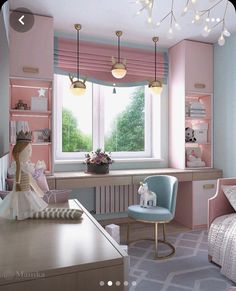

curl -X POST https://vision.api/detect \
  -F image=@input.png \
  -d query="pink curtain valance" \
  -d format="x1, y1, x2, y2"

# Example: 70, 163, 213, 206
54, 37, 168, 85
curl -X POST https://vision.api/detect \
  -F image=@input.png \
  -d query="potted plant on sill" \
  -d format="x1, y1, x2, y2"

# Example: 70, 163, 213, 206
84, 148, 113, 174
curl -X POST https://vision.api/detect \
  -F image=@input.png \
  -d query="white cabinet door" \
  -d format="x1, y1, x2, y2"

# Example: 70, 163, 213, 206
192, 180, 217, 227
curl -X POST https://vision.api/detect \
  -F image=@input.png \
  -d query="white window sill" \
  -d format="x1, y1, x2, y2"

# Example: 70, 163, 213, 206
55, 157, 164, 165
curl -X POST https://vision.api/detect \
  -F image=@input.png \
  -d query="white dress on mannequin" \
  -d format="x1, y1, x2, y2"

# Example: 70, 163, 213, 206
0, 144, 48, 220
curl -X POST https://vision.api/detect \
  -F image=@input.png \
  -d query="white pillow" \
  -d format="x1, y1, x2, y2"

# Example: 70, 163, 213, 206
222, 185, 236, 211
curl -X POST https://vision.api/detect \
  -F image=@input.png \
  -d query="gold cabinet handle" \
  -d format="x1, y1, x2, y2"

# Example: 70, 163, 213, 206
194, 83, 206, 89
23, 67, 39, 74
203, 184, 215, 190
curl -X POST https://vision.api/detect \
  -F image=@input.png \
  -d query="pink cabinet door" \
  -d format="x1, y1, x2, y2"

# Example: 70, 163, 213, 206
185, 41, 213, 93
10, 15, 53, 79
192, 179, 217, 228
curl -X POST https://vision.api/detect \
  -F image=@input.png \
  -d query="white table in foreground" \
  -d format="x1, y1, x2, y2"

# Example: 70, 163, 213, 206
0, 199, 129, 291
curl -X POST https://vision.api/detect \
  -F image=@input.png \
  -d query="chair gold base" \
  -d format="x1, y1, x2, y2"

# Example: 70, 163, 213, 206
127, 220, 176, 260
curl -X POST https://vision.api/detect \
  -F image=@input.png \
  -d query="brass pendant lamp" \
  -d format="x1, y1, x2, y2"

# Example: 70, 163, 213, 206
149, 37, 163, 95
111, 31, 127, 79
69, 24, 86, 96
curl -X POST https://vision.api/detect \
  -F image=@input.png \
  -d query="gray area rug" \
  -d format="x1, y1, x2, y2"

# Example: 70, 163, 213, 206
128, 230, 236, 291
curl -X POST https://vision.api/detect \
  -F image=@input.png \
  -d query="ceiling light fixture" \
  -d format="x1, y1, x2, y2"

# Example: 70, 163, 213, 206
136, 0, 231, 46
182, 0, 197, 16
217, 0, 230, 45
191, 0, 224, 24
69, 24, 86, 96
196, 0, 230, 45
111, 31, 127, 79
149, 37, 163, 95
156, 0, 180, 36
136, 0, 154, 23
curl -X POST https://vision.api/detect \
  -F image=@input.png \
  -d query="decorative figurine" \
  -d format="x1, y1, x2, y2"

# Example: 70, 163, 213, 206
0, 131, 48, 220
138, 182, 157, 208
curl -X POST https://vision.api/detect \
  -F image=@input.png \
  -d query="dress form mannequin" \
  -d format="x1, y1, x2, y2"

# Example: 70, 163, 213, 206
0, 131, 48, 220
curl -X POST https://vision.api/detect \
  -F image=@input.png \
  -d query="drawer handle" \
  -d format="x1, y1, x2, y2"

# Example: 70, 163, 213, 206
194, 83, 206, 89
203, 184, 215, 190
23, 67, 39, 74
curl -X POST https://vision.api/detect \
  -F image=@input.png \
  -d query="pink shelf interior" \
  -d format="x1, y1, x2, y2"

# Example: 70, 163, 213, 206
10, 79, 52, 111
11, 115, 50, 132
185, 93, 212, 168
9, 78, 52, 174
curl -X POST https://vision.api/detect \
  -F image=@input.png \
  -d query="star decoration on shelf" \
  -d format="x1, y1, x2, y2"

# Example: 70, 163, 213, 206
38, 88, 46, 97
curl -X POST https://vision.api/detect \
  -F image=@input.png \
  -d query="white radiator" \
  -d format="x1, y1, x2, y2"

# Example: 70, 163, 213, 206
96, 184, 139, 214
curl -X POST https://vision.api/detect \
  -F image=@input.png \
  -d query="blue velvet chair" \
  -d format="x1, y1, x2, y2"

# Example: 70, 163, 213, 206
127, 175, 178, 259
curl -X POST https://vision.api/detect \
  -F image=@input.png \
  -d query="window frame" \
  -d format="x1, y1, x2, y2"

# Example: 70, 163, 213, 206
54, 75, 160, 162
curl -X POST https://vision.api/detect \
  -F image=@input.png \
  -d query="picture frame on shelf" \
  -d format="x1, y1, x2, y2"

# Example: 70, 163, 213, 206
33, 128, 51, 143
31, 96, 48, 112
33, 130, 44, 143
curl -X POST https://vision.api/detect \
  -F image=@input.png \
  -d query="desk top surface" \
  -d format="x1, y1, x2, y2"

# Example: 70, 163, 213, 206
52, 167, 222, 179
0, 200, 126, 284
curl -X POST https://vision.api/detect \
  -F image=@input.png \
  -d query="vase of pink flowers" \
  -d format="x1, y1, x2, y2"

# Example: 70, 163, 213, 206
84, 148, 113, 174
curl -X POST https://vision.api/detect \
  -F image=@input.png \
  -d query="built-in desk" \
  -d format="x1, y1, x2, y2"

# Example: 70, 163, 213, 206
0, 200, 129, 291
47, 168, 223, 229
50, 168, 222, 189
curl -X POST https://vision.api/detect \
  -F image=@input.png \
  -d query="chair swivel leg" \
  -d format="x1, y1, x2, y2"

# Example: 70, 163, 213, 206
154, 222, 175, 260
154, 222, 159, 258
162, 223, 166, 241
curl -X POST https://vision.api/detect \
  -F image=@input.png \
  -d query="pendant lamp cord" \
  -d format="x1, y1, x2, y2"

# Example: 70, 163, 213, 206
118, 34, 120, 62
77, 28, 80, 80
154, 40, 157, 82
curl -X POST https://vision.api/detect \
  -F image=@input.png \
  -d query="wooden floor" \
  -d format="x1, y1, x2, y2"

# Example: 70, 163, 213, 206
99, 218, 190, 244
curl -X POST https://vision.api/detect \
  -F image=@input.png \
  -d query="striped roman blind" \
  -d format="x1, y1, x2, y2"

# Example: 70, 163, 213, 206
54, 37, 168, 85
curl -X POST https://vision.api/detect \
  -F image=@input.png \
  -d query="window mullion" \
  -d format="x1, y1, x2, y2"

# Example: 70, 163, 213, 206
99, 85, 105, 150
92, 83, 100, 151
145, 87, 152, 157
54, 75, 62, 159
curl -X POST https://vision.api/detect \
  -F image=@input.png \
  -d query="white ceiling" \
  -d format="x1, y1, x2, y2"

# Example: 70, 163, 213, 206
9, 0, 236, 49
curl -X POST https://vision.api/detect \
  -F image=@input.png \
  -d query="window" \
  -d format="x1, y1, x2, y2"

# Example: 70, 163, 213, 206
54, 74, 161, 161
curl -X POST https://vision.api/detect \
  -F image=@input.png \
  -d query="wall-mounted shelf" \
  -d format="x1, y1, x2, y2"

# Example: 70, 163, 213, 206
10, 142, 52, 146
185, 142, 211, 146
9, 77, 53, 174
10, 109, 52, 117
185, 117, 211, 121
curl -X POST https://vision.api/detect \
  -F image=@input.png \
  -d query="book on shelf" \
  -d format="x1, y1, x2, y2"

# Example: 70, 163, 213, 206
189, 114, 206, 118
10, 121, 16, 143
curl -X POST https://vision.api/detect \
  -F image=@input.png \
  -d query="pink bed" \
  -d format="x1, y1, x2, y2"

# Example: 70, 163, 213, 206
208, 178, 236, 283
208, 177, 235, 227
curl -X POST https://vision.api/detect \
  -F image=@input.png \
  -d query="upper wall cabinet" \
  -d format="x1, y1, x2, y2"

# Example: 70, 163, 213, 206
9, 15, 53, 79
185, 40, 213, 93
168, 40, 214, 169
